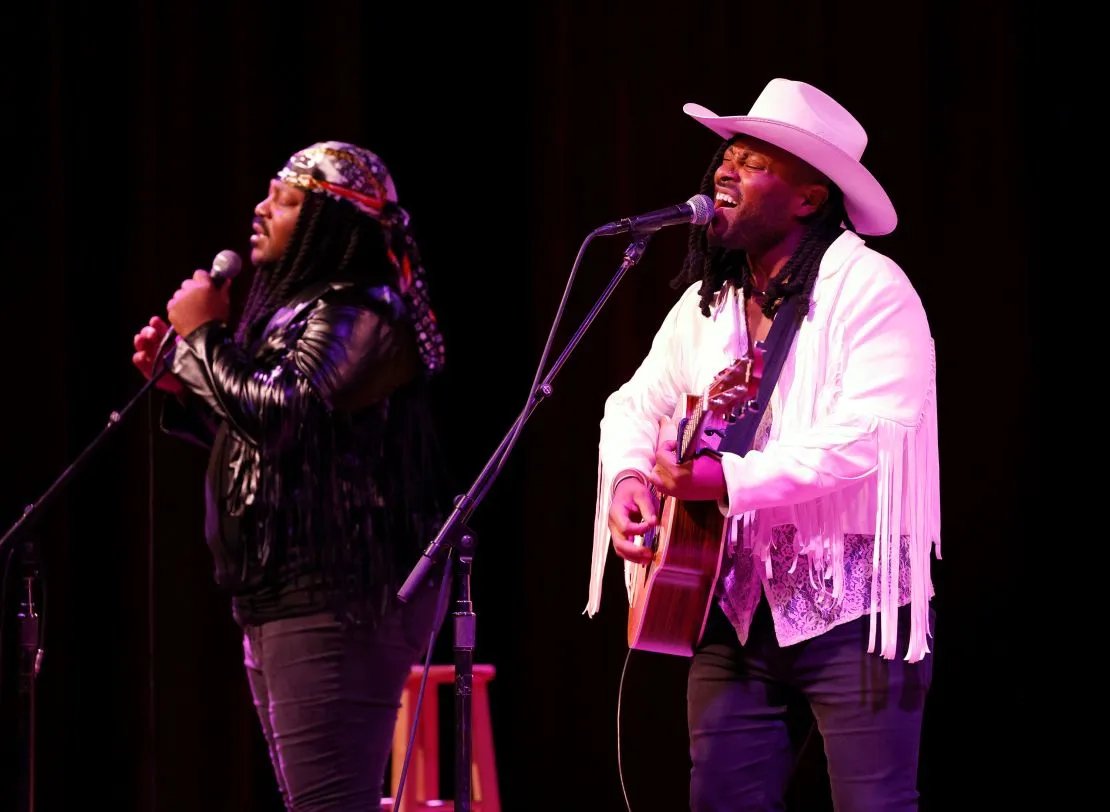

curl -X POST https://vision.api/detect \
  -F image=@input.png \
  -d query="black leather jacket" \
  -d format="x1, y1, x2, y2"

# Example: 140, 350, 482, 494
162, 280, 447, 623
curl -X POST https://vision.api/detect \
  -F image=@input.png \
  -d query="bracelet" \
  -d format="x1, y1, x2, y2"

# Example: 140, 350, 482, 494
611, 469, 648, 497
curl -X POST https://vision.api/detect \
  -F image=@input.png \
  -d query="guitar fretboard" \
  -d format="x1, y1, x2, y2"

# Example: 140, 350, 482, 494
677, 399, 705, 463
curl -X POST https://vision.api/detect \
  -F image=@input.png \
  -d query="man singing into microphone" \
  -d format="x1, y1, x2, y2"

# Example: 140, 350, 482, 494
586, 79, 941, 810
131, 141, 453, 811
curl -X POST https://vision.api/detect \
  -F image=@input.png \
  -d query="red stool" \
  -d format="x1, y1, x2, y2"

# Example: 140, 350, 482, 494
382, 664, 500, 812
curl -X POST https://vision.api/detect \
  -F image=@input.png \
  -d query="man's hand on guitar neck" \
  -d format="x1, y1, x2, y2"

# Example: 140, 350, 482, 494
650, 415, 727, 503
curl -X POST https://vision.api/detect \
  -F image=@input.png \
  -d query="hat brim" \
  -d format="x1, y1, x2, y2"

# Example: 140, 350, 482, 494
684, 103, 897, 236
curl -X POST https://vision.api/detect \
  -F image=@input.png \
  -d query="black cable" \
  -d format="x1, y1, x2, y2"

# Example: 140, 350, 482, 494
614, 644, 820, 812
616, 646, 633, 812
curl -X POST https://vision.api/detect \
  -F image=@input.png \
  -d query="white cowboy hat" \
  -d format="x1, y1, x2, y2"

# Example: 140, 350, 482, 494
684, 78, 897, 236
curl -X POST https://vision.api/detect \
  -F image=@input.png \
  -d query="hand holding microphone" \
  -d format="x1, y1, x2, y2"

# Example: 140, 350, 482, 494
132, 249, 242, 393
166, 267, 234, 339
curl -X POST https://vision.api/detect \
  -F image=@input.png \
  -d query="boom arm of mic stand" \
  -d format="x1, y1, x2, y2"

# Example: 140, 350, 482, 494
0, 342, 178, 557
398, 231, 653, 602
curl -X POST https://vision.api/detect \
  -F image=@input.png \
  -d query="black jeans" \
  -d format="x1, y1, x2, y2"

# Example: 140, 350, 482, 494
687, 598, 933, 812
242, 579, 445, 811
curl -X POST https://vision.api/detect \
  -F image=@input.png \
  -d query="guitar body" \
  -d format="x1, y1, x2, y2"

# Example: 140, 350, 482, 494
625, 353, 763, 657
627, 396, 730, 657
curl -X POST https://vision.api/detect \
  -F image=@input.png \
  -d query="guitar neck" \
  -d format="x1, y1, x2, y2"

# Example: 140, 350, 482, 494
674, 355, 757, 464
677, 400, 705, 463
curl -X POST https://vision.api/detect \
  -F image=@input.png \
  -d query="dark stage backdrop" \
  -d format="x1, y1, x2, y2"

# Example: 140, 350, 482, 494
0, 1, 1068, 810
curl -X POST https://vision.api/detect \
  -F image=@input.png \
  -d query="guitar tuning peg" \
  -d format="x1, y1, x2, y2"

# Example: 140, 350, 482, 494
710, 390, 745, 408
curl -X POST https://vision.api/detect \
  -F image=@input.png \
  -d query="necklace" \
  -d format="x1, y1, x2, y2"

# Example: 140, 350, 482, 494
743, 270, 771, 300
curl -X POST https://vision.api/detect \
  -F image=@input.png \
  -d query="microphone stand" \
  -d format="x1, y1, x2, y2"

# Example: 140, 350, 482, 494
395, 229, 655, 812
0, 342, 176, 812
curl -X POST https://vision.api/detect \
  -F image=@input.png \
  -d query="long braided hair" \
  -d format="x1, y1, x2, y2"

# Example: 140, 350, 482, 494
232, 192, 451, 622
670, 137, 854, 323
236, 192, 391, 346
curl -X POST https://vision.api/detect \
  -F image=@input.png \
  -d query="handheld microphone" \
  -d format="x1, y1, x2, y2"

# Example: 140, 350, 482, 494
207, 249, 243, 286
153, 249, 244, 369
592, 194, 714, 236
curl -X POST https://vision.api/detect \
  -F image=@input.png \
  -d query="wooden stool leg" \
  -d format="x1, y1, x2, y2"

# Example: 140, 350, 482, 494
419, 685, 440, 803
391, 665, 496, 812
391, 688, 412, 811
392, 677, 441, 812
472, 682, 500, 812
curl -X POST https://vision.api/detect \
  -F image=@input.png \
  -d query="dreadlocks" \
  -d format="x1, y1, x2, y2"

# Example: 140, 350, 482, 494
670, 137, 855, 323
236, 192, 394, 347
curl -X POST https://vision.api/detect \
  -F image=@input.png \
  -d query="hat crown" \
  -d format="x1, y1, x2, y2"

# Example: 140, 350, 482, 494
682, 78, 896, 235
748, 79, 868, 162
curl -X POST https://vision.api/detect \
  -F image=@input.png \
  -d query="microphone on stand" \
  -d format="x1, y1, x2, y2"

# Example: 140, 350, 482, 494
591, 194, 715, 236
153, 249, 243, 374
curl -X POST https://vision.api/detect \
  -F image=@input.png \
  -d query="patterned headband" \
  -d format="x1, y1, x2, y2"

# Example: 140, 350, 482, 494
277, 141, 445, 375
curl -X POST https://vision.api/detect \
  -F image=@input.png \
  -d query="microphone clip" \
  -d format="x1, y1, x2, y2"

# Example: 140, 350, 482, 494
620, 233, 653, 269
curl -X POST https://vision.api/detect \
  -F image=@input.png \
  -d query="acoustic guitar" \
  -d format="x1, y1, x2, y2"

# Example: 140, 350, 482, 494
627, 350, 764, 656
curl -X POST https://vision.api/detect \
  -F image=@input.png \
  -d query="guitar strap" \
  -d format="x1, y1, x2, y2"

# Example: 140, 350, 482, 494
716, 294, 802, 458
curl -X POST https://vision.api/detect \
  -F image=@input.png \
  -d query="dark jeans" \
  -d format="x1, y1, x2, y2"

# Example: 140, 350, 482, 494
242, 580, 445, 811
687, 598, 933, 812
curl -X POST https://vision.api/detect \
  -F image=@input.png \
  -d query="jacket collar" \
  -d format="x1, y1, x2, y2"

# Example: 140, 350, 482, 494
261, 280, 352, 339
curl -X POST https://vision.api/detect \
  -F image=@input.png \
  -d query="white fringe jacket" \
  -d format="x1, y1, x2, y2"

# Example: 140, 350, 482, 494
587, 231, 941, 662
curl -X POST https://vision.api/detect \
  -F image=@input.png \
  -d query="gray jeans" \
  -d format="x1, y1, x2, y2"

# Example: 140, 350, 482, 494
242, 580, 445, 811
